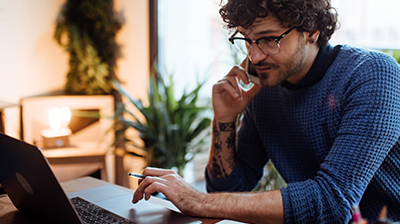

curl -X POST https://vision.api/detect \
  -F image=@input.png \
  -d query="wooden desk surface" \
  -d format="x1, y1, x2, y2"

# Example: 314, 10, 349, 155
41, 146, 109, 165
40, 142, 112, 182
40, 141, 111, 158
0, 177, 221, 224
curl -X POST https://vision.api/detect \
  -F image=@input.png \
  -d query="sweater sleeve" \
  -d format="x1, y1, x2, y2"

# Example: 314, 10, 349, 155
206, 103, 270, 192
282, 51, 400, 223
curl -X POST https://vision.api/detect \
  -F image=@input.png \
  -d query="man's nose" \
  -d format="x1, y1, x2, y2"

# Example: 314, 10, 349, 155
248, 43, 268, 65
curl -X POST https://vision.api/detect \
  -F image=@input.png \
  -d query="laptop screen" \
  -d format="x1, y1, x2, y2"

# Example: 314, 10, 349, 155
0, 133, 202, 224
0, 133, 82, 223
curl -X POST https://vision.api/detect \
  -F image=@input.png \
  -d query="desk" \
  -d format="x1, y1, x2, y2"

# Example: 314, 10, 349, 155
0, 177, 221, 224
20, 95, 115, 183
41, 142, 112, 182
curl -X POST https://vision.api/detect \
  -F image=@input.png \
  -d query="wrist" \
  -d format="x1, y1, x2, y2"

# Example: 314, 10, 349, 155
213, 119, 237, 134
187, 191, 209, 218
195, 192, 221, 219
213, 117, 237, 126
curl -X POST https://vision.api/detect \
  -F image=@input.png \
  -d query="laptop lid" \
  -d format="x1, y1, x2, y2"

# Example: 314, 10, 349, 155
0, 133, 201, 224
0, 133, 82, 224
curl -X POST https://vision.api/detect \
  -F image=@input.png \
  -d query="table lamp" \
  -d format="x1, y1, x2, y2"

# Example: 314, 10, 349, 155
41, 107, 72, 148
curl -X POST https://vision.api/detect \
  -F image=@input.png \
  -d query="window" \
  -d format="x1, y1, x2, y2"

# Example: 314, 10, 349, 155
156, 0, 235, 99
330, 0, 400, 50
155, 0, 400, 98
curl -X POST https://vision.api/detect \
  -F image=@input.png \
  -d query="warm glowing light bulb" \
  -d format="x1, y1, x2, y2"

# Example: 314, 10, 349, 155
48, 107, 61, 131
60, 107, 71, 124
42, 107, 72, 148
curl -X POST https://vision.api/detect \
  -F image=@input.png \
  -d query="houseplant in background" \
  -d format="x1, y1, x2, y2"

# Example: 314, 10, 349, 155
53, 0, 126, 184
54, 0, 122, 95
112, 70, 212, 176
384, 50, 400, 64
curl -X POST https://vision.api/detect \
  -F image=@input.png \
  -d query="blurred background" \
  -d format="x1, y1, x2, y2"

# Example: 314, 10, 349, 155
0, 0, 399, 192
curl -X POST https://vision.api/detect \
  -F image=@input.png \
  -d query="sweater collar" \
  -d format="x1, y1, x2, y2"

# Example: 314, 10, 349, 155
281, 44, 342, 90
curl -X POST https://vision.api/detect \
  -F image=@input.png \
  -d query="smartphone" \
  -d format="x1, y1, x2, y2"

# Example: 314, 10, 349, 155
245, 58, 260, 84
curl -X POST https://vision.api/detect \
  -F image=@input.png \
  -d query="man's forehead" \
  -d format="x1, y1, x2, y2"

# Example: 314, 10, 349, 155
237, 16, 284, 36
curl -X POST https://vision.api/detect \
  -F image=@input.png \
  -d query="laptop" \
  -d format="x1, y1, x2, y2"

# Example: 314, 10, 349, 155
0, 133, 201, 224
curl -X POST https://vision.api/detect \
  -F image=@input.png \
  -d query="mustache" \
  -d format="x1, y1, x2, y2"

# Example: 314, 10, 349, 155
254, 61, 280, 70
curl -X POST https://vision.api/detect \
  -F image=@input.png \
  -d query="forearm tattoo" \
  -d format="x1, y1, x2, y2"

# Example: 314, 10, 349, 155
219, 122, 235, 132
210, 121, 236, 178
225, 132, 236, 170
213, 124, 223, 155
226, 131, 235, 149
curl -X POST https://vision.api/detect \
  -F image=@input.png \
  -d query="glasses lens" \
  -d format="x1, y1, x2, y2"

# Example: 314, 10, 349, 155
232, 39, 248, 54
230, 35, 282, 55
230, 32, 248, 54
258, 40, 280, 55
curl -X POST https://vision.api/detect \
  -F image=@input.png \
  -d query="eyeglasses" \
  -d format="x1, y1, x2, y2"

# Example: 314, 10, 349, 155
229, 28, 294, 55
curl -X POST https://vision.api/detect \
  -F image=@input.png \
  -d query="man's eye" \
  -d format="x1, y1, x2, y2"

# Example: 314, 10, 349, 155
259, 37, 277, 43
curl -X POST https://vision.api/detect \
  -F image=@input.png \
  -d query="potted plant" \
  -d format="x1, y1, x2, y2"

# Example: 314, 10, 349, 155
54, 0, 122, 95
112, 71, 212, 176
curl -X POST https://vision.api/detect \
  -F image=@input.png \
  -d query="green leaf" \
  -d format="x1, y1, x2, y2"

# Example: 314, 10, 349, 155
112, 69, 212, 173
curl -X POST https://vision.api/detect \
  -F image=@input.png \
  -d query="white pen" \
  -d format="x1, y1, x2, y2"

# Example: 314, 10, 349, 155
128, 173, 147, 179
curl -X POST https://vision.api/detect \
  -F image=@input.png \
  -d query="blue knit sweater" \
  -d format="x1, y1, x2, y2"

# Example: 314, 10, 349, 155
205, 45, 400, 223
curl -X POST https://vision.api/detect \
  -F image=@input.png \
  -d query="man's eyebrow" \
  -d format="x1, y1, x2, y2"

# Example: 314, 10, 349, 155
238, 29, 280, 37
255, 29, 280, 36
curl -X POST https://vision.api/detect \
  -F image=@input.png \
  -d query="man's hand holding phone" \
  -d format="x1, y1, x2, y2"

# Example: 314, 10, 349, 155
212, 58, 263, 123
245, 58, 260, 85
240, 58, 260, 91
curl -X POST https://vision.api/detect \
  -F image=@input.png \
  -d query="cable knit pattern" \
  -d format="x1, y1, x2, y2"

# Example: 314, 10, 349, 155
205, 45, 400, 223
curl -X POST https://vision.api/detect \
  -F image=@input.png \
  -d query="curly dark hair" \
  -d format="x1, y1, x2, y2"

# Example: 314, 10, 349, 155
219, 0, 338, 47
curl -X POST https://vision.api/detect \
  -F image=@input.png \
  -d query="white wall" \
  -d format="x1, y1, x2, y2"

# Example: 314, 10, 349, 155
0, 0, 149, 137
0, 0, 68, 103
115, 0, 149, 101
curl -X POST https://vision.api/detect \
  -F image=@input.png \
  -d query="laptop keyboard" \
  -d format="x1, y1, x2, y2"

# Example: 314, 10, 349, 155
70, 196, 136, 224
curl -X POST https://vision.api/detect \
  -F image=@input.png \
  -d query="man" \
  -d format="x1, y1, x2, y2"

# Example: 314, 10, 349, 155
133, 0, 400, 223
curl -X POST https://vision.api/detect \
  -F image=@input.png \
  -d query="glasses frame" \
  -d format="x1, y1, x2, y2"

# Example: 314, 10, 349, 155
229, 28, 294, 55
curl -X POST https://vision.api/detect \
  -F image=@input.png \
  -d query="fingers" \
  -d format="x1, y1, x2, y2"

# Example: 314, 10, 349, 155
132, 170, 202, 217
143, 182, 166, 200
132, 175, 167, 203
133, 168, 180, 203
214, 62, 262, 102
136, 167, 174, 185
214, 65, 249, 99
229, 64, 251, 85
240, 58, 249, 79
214, 76, 243, 101
142, 167, 176, 177
238, 62, 252, 84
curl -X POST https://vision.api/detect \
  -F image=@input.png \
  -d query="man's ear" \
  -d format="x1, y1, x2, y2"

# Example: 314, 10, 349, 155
308, 30, 320, 44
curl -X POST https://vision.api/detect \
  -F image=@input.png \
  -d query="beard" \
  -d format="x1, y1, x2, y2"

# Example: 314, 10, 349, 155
257, 35, 307, 88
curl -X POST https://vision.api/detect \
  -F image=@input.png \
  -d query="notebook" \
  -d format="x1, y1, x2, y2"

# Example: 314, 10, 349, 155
0, 133, 201, 224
